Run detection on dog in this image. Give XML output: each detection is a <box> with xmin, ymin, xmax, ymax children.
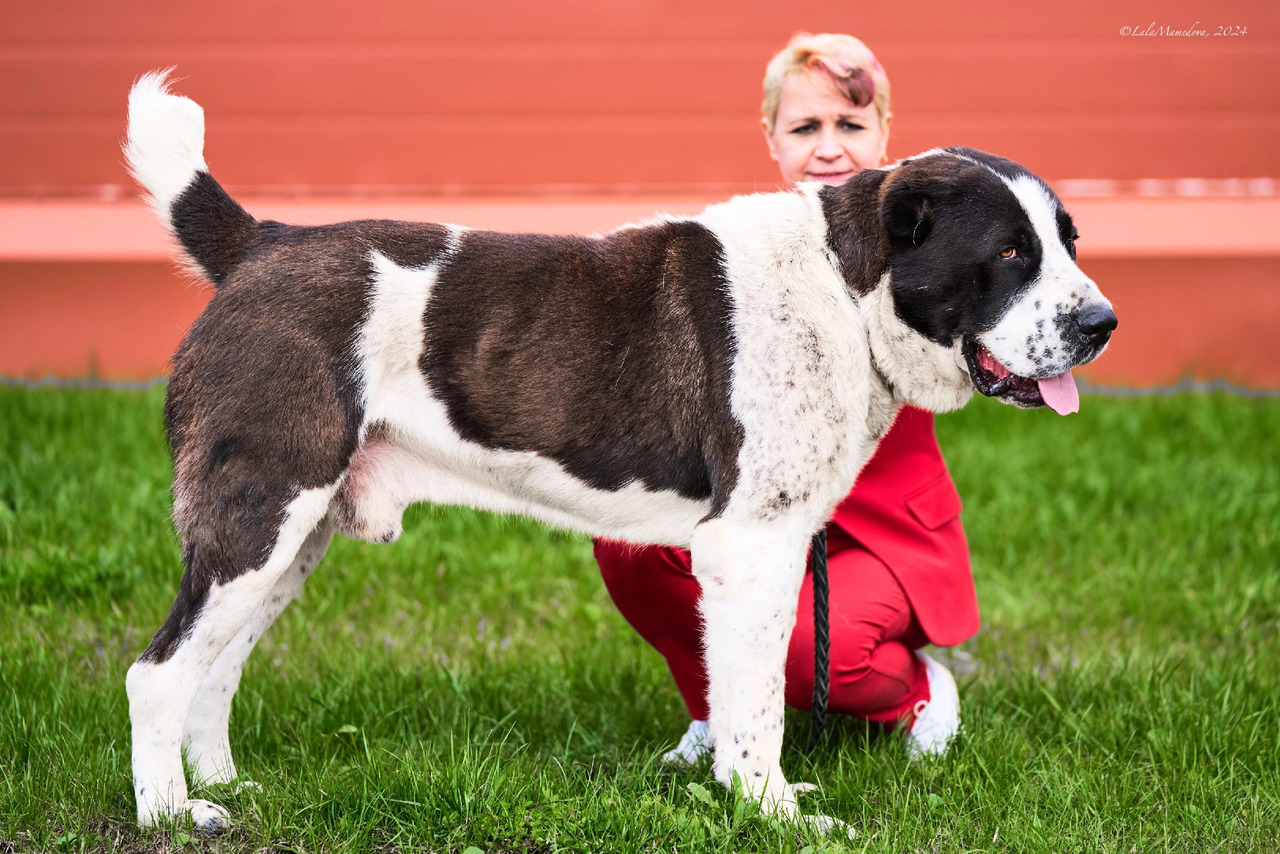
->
<box><xmin>123</xmin><ymin>71</ymin><xmax>1115</xmax><ymax>834</ymax></box>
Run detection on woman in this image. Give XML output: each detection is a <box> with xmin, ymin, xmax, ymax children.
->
<box><xmin>594</xmin><ymin>33</ymin><xmax>979</xmax><ymax>763</ymax></box>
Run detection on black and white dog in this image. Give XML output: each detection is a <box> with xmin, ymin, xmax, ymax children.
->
<box><xmin>124</xmin><ymin>72</ymin><xmax>1115</xmax><ymax>833</ymax></box>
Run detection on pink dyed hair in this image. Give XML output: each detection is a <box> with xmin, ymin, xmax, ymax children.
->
<box><xmin>762</xmin><ymin>33</ymin><xmax>891</xmax><ymax>133</ymax></box>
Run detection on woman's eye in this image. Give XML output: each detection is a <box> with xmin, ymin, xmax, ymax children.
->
<box><xmin>999</xmin><ymin>247</ymin><xmax>1017</xmax><ymax>259</ymax></box>
<box><xmin>790</xmin><ymin>124</ymin><xmax>816</xmax><ymax>135</ymax></box>
<box><xmin>839</xmin><ymin>121</ymin><xmax>864</xmax><ymax>132</ymax></box>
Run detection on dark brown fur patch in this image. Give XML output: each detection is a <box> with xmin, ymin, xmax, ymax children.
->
<box><xmin>819</xmin><ymin>168</ymin><xmax>890</xmax><ymax>295</ymax></box>
<box><xmin>143</xmin><ymin>218</ymin><xmax>451</xmax><ymax>663</ymax></box>
<box><xmin>421</xmin><ymin>220</ymin><xmax>743</xmax><ymax>512</ymax></box>
<box><xmin>170</xmin><ymin>172</ymin><xmax>258</xmax><ymax>286</ymax></box>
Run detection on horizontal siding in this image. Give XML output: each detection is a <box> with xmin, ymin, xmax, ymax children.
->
<box><xmin>2</xmin><ymin>0</ymin><xmax>1277</xmax><ymax>193</ymax></box>
<box><xmin>4</xmin><ymin>46</ymin><xmax>1278</xmax><ymax>117</ymax></box>
<box><xmin>5</xmin><ymin>0</ymin><xmax>1260</xmax><ymax>43</ymax></box>
<box><xmin>4</xmin><ymin>117</ymin><xmax>1275</xmax><ymax>193</ymax></box>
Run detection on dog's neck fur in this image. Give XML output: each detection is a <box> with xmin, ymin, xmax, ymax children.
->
<box><xmin>860</xmin><ymin>277</ymin><xmax>975</xmax><ymax>415</ymax></box>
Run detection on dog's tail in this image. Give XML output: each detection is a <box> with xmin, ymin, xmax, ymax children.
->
<box><xmin>125</xmin><ymin>70</ymin><xmax>257</xmax><ymax>287</ymax></box>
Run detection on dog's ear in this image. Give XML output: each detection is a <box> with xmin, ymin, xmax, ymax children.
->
<box><xmin>883</xmin><ymin>188</ymin><xmax>932</xmax><ymax>248</ymax></box>
<box><xmin>881</xmin><ymin>163</ymin><xmax>958</xmax><ymax>250</ymax></box>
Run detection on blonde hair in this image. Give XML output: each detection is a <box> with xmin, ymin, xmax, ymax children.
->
<box><xmin>762</xmin><ymin>33</ymin><xmax>891</xmax><ymax>133</ymax></box>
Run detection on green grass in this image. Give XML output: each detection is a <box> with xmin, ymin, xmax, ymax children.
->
<box><xmin>1</xmin><ymin>386</ymin><xmax>1278</xmax><ymax>852</ymax></box>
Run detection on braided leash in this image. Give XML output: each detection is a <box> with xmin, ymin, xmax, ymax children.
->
<box><xmin>807</xmin><ymin>528</ymin><xmax>830</xmax><ymax>752</ymax></box>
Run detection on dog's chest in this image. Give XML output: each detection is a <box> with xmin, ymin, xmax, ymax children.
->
<box><xmin>699</xmin><ymin>195</ymin><xmax>876</xmax><ymax>520</ymax></box>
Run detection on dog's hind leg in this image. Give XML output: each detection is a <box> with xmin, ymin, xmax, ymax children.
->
<box><xmin>127</xmin><ymin>484</ymin><xmax>337</xmax><ymax>833</ymax></box>
<box><xmin>181</xmin><ymin>515</ymin><xmax>336</xmax><ymax>788</ymax></box>
<box><xmin>691</xmin><ymin>517</ymin><xmax>811</xmax><ymax>816</ymax></box>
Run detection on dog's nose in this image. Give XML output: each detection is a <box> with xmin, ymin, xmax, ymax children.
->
<box><xmin>1077</xmin><ymin>303</ymin><xmax>1117</xmax><ymax>346</ymax></box>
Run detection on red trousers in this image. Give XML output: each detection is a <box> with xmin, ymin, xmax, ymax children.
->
<box><xmin>595</xmin><ymin>527</ymin><xmax>931</xmax><ymax>725</ymax></box>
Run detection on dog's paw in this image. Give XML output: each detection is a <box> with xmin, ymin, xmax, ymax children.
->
<box><xmin>188</xmin><ymin>799</ymin><xmax>231</xmax><ymax>836</ymax></box>
<box><xmin>770</xmin><ymin>783</ymin><xmax>851</xmax><ymax>840</ymax></box>
<box><xmin>134</xmin><ymin>790</ymin><xmax>234</xmax><ymax>834</ymax></box>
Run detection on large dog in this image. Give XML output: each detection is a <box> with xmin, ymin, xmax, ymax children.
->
<box><xmin>124</xmin><ymin>71</ymin><xmax>1115</xmax><ymax>833</ymax></box>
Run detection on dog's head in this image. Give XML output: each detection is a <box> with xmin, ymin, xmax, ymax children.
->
<box><xmin>869</xmin><ymin>147</ymin><xmax>1116</xmax><ymax>414</ymax></box>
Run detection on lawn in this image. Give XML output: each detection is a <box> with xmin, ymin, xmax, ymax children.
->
<box><xmin>1</xmin><ymin>386</ymin><xmax>1278</xmax><ymax>853</ymax></box>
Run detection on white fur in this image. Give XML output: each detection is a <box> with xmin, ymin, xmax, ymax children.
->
<box><xmin>129</xmin><ymin>485</ymin><xmax>336</xmax><ymax>829</ymax></box>
<box><xmin>124</xmin><ymin>70</ymin><xmax>207</xmax><ymax>230</ymax></box>
<box><xmin>860</xmin><ymin>274</ymin><xmax>976</xmax><ymax>416</ymax></box>
<box><xmin>700</xmin><ymin>189</ymin><xmax>869</xmax><ymax>526</ymax></box>
<box><xmin>691</xmin><ymin>516</ymin><xmax>811</xmax><ymax>809</ymax></box>
<box><xmin>182</xmin><ymin>519</ymin><xmax>335</xmax><ymax>786</ymax></box>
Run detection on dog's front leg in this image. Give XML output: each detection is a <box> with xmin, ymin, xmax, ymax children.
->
<box><xmin>691</xmin><ymin>517</ymin><xmax>811</xmax><ymax>815</ymax></box>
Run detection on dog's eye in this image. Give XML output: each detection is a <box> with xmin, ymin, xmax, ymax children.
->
<box><xmin>999</xmin><ymin>247</ymin><xmax>1017</xmax><ymax>259</ymax></box>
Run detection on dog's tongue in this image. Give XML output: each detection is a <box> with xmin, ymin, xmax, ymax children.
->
<box><xmin>1038</xmin><ymin>371</ymin><xmax>1079</xmax><ymax>415</ymax></box>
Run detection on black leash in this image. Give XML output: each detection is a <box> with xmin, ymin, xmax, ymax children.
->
<box><xmin>807</xmin><ymin>527</ymin><xmax>830</xmax><ymax>752</ymax></box>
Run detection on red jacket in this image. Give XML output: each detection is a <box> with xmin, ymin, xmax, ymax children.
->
<box><xmin>826</xmin><ymin>405</ymin><xmax>979</xmax><ymax>647</ymax></box>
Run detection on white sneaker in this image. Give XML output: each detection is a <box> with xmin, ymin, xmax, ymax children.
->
<box><xmin>662</xmin><ymin>718</ymin><xmax>714</xmax><ymax>766</ymax></box>
<box><xmin>905</xmin><ymin>650</ymin><xmax>961</xmax><ymax>760</ymax></box>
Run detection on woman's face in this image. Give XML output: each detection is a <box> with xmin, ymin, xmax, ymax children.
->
<box><xmin>763</xmin><ymin>71</ymin><xmax>890</xmax><ymax>186</ymax></box>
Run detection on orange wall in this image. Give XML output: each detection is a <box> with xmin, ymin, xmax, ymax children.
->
<box><xmin>4</xmin><ymin>0</ymin><xmax>1279</xmax><ymax>195</ymax></box>
<box><xmin>0</xmin><ymin>261</ymin><xmax>208</xmax><ymax>378</ymax></box>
